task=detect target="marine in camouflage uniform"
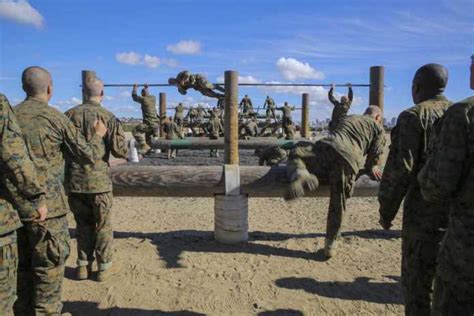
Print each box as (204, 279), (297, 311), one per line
(263, 96), (277, 121)
(378, 64), (451, 316)
(418, 57), (474, 316)
(239, 95), (254, 116)
(287, 106), (385, 258)
(328, 84), (353, 132)
(240, 117), (258, 139)
(163, 117), (183, 159)
(65, 76), (128, 282)
(0, 93), (46, 316)
(174, 102), (185, 127)
(12, 66), (106, 315)
(276, 102), (296, 140)
(131, 84), (160, 155)
(258, 145), (288, 166)
(168, 71), (225, 99)
(208, 108), (223, 157)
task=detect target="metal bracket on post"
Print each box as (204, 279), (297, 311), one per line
(224, 164), (240, 196)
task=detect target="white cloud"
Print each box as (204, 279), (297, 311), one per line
(116, 51), (142, 65)
(276, 57), (325, 81)
(216, 75), (261, 84)
(167, 40), (201, 55)
(143, 54), (160, 68)
(116, 51), (178, 69)
(0, 0), (44, 29)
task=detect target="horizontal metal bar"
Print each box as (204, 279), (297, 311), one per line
(102, 83), (371, 88)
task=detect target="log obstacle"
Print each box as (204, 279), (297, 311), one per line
(150, 138), (298, 150)
(110, 165), (379, 198)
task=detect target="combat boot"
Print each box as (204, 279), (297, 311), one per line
(324, 238), (337, 258)
(77, 264), (92, 280)
(97, 263), (121, 282)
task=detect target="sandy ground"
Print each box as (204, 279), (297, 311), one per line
(61, 133), (404, 316)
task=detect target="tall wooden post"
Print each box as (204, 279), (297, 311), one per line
(81, 70), (96, 103)
(159, 93), (166, 138)
(369, 66), (384, 112)
(301, 93), (309, 138)
(224, 70), (239, 165)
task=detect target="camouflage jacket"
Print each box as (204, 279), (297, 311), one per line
(11, 97), (104, 219)
(163, 120), (183, 140)
(264, 97), (275, 109)
(378, 95), (452, 237)
(418, 96), (474, 283)
(328, 87), (353, 131)
(175, 104), (185, 119)
(64, 101), (128, 193)
(0, 94), (46, 236)
(319, 114), (386, 174)
(132, 93), (159, 126)
(277, 105), (295, 119)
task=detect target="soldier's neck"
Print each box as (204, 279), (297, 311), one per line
(28, 94), (49, 104)
(88, 96), (102, 104)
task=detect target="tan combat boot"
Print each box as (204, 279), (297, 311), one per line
(77, 264), (92, 280)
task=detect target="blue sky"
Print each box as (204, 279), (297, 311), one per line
(0, 0), (473, 122)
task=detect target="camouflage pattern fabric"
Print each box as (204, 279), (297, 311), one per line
(378, 95), (451, 315)
(68, 192), (113, 270)
(263, 97), (276, 120)
(174, 103), (185, 126)
(258, 146), (287, 166)
(0, 232), (18, 316)
(240, 119), (258, 138)
(65, 100), (128, 193)
(163, 119), (183, 159)
(418, 96), (474, 315)
(328, 86), (353, 132)
(131, 92), (159, 126)
(239, 96), (253, 114)
(0, 94), (46, 315)
(14, 215), (70, 316)
(132, 123), (157, 155)
(287, 141), (356, 241)
(12, 96), (103, 220)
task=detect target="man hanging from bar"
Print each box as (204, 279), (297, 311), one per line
(168, 71), (225, 99)
(276, 102), (296, 140)
(328, 84), (353, 132)
(285, 105), (385, 258)
(131, 83), (160, 155)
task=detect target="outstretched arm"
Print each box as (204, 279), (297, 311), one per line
(132, 83), (144, 103)
(328, 85), (338, 105)
(348, 84), (353, 104)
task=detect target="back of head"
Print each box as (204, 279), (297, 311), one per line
(22, 66), (52, 97)
(364, 105), (383, 123)
(141, 88), (149, 96)
(84, 77), (104, 99)
(413, 63), (448, 95)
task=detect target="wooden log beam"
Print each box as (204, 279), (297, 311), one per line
(111, 165), (379, 198)
(159, 93), (166, 137)
(369, 66), (384, 112)
(301, 93), (310, 138)
(150, 138), (298, 150)
(225, 70), (239, 165)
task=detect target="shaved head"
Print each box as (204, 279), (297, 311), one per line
(22, 66), (52, 96)
(364, 105), (383, 123)
(84, 76), (104, 98)
(413, 63), (448, 93)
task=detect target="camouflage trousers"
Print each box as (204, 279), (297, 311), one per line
(258, 146), (287, 166)
(68, 192), (114, 271)
(0, 232), (18, 316)
(14, 215), (70, 316)
(282, 119), (295, 140)
(432, 276), (474, 316)
(401, 235), (442, 316)
(132, 123), (159, 154)
(287, 141), (356, 241)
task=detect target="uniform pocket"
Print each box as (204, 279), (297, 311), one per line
(45, 228), (70, 267)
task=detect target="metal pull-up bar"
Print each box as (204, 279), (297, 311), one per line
(101, 83), (370, 88)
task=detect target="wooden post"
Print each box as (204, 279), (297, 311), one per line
(369, 66), (384, 112)
(81, 70), (96, 103)
(159, 93), (166, 137)
(224, 70), (239, 165)
(301, 93), (309, 138)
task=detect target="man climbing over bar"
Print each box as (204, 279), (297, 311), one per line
(378, 64), (452, 315)
(239, 116), (258, 139)
(286, 105), (385, 258)
(239, 94), (254, 117)
(276, 102), (296, 140)
(263, 95), (277, 121)
(131, 83), (160, 155)
(65, 76), (128, 282)
(328, 84), (353, 132)
(168, 71), (225, 99)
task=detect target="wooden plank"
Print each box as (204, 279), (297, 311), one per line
(110, 165), (379, 198)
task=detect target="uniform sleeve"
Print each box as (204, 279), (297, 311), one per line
(60, 115), (104, 164)
(0, 96), (46, 209)
(418, 107), (468, 202)
(378, 112), (421, 224)
(132, 91), (144, 104)
(328, 88), (338, 105)
(107, 117), (128, 159)
(365, 127), (386, 170)
(348, 87), (354, 104)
